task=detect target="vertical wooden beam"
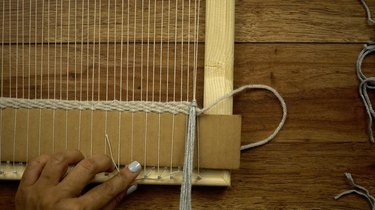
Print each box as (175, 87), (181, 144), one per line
(204, 0), (235, 115)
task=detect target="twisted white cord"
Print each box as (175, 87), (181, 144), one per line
(356, 44), (375, 143)
(0, 98), (191, 114)
(335, 173), (375, 210)
(198, 84), (287, 150)
(360, 0), (375, 25)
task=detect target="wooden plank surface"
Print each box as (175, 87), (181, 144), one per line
(2, 0), (375, 209)
(234, 44), (375, 143)
(235, 0), (375, 42)
(2, 0), (374, 43)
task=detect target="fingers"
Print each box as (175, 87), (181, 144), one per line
(58, 154), (115, 196)
(37, 150), (84, 186)
(78, 161), (141, 209)
(101, 191), (126, 210)
(19, 154), (51, 187)
(103, 184), (138, 210)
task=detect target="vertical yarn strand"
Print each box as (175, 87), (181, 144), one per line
(180, 1), (201, 208)
(179, 100), (197, 210)
(0, 0), (5, 167)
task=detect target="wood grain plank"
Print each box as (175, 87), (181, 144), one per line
(234, 43), (375, 143)
(235, 0), (375, 42)
(2, 0), (374, 43)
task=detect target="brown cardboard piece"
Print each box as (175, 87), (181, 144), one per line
(1, 108), (241, 169)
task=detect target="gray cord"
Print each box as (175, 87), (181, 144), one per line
(199, 84), (287, 150)
(179, 100), (197, 210)
(335, 173), (375, 210)
(356, 44), (375, 143)
(360, 0), (375, 25)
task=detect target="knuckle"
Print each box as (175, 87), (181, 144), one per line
(51, 152), (66, 164)
(93, 154), (112, 164)
(39, 173), (53, 182)
(28, 155), (50, 167)
(27, 159), (41, 168)
(71, 149), (83, 156)
(67, 149), (84, 160)
(78, 158), (98, 174)
(119, 169), (131, 181)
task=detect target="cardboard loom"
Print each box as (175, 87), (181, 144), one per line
(1, 108), (241, 170)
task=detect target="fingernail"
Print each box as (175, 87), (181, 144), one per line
(128, 161), (142, 173)
(126, 185), (137, 195)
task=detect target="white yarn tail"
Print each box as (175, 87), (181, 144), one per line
(335, 173), (375, 210)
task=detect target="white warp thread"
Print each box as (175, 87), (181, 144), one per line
(105, 134), (120, 172)
(335, 173), (375, 210)
(357, 44), (375, 143)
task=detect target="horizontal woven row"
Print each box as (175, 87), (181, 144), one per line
(0, 97), (195, 115)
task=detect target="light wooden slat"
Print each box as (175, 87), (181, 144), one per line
(0, 165), (233, 186)
(203, 0), (234, 114)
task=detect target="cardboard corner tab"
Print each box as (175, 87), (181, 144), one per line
(198, 114), (241, 169)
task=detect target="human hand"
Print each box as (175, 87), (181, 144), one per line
(15, 150), (141, 210)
